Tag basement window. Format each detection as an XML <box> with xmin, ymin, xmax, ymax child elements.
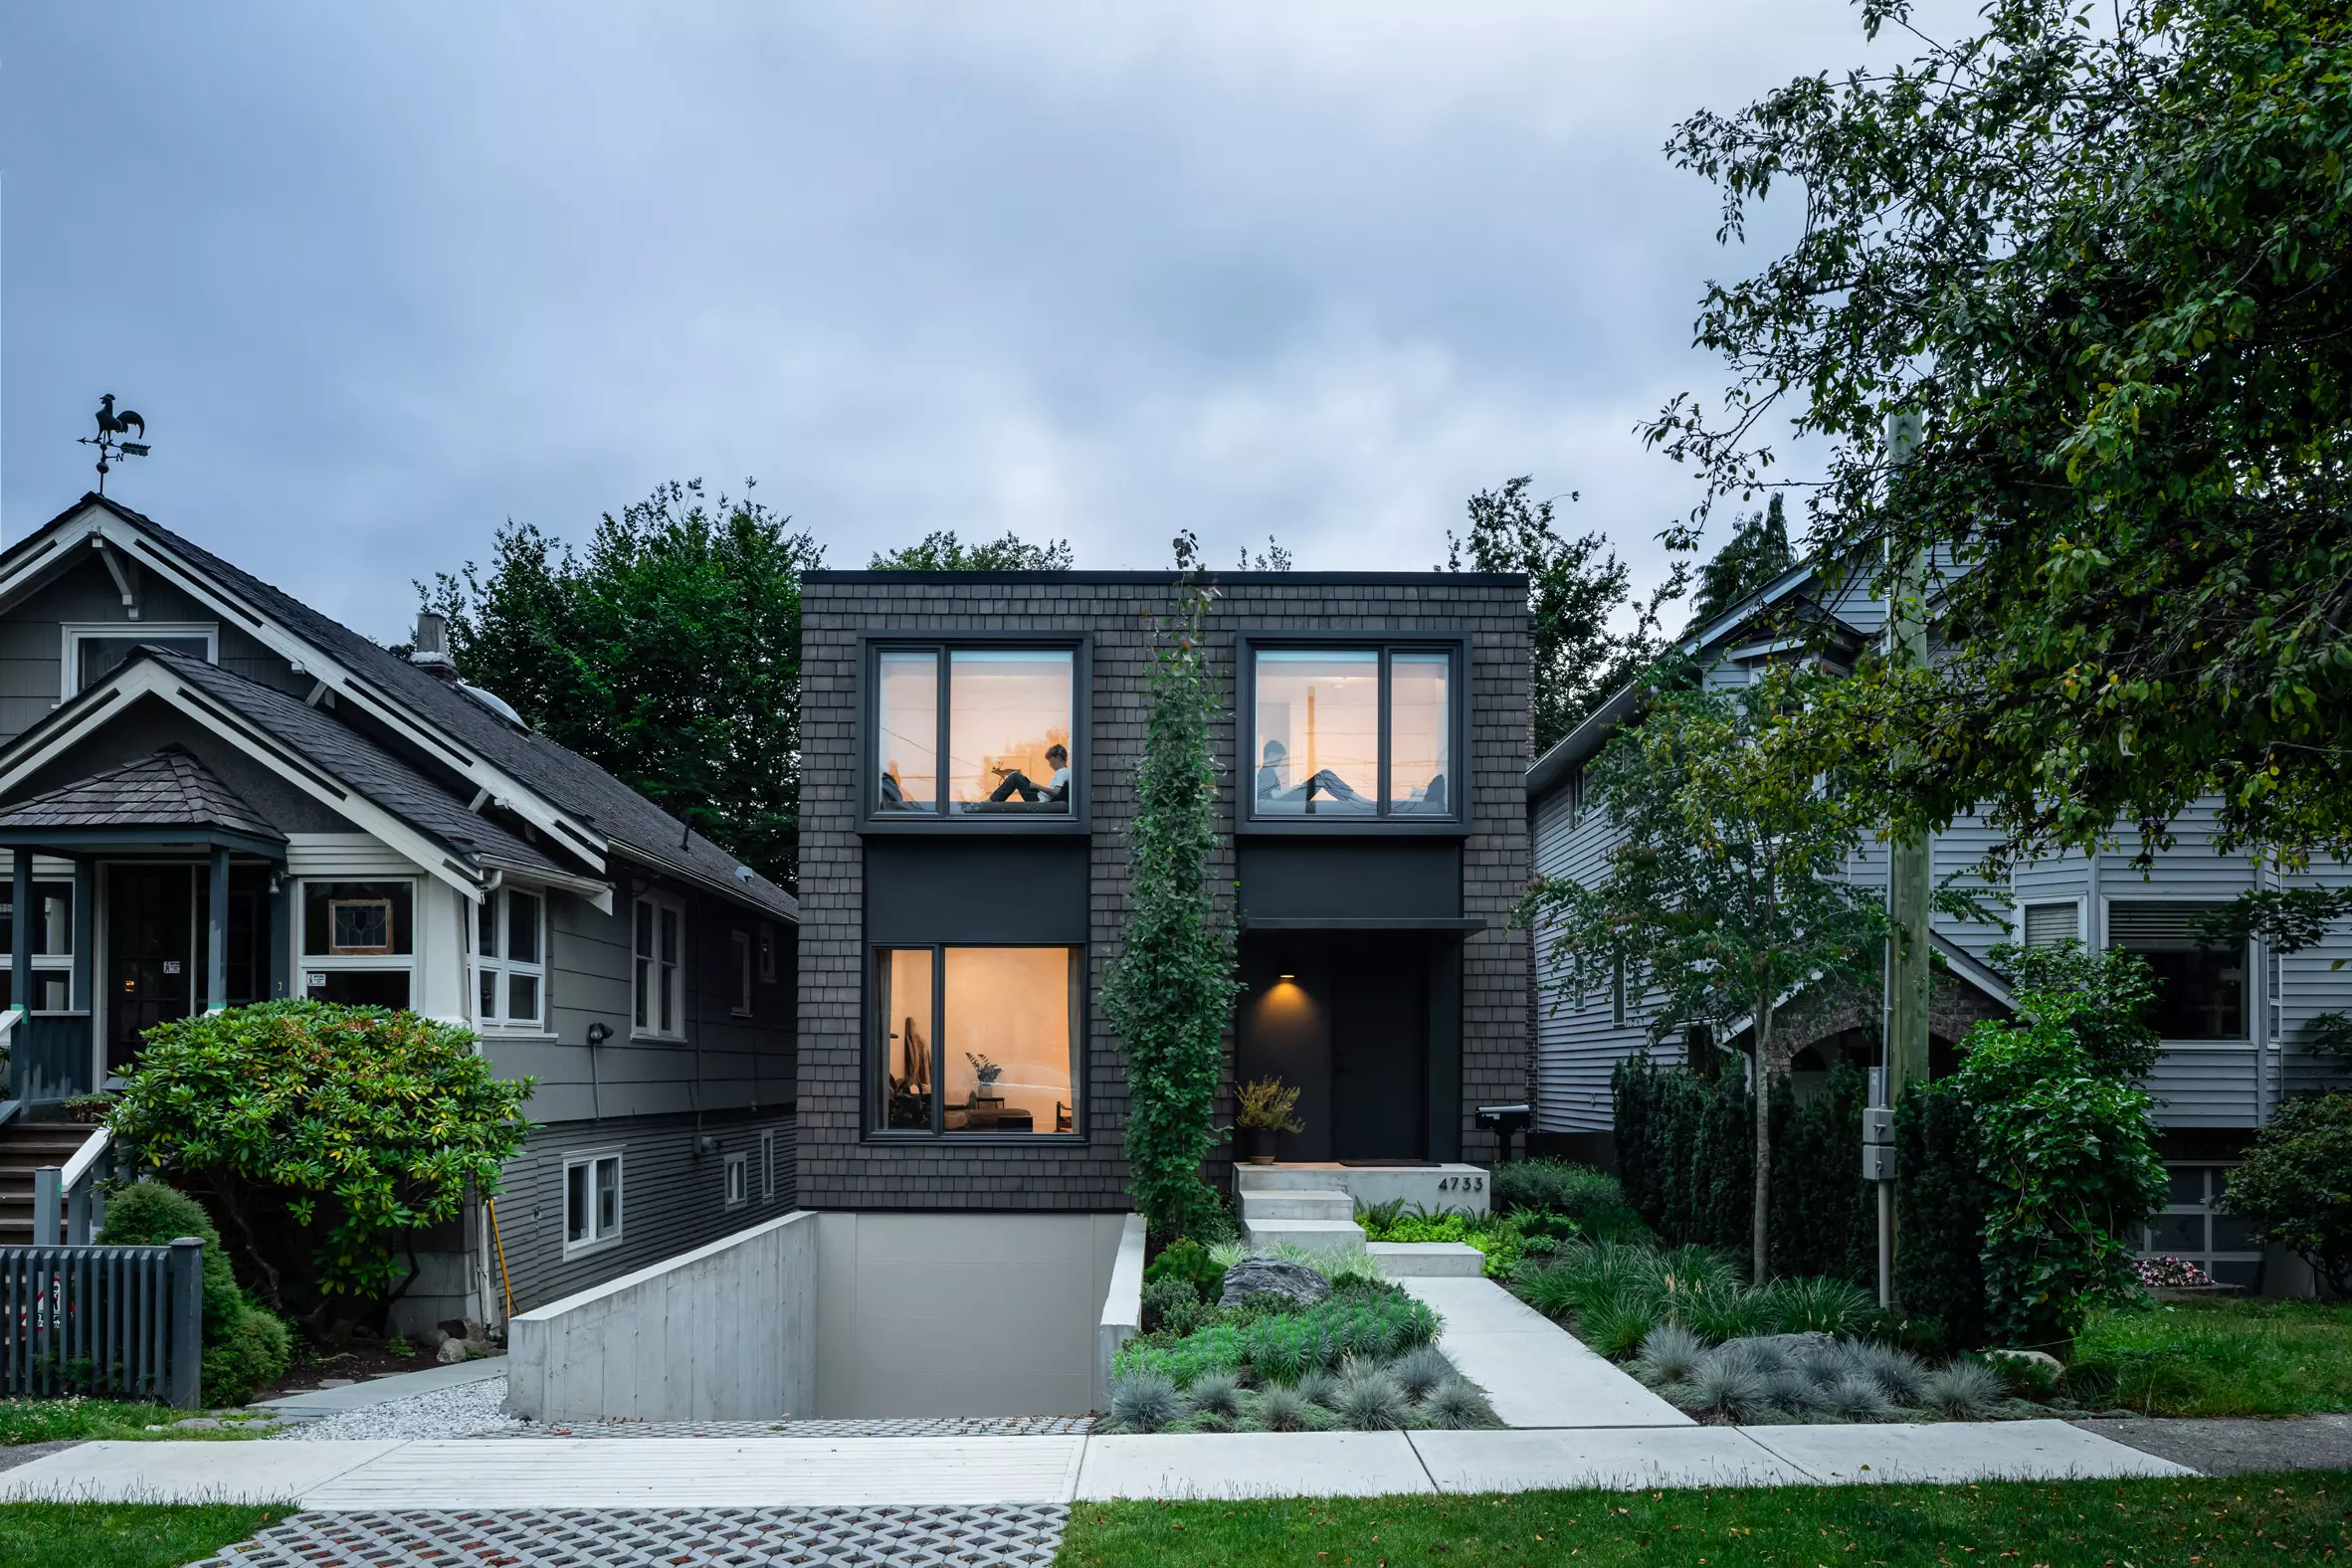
<box><xmin>563</xmin><ymin>1151</ymin><xmax>623</xmax><ymax>1254</ymax></box>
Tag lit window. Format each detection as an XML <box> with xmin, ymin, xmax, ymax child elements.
<box><xmin>1250</xmin><ymin>646</ymin><xmax>1458</xmax><ymax>820</ymax></box>
<box><xmin>871</xmin><ymin>945</ymin><xmax>1080</xmax><ymax>1136</ymax></box>
<box><xmin>730</xmin><ymin>930</ymin><xmax>754</xmax><ymax>1017</ymax></box>
<box><xmin>477</xmin><ymin>887</ymin><xmax>546</xmax><ymax>1028</ymax></box>
<box><xmin>301</xmin><ymin>881</ymin><xmax>415</xmax><ymax>1009</ymax></box>
<box><xmin>2108</xmin><ymin>901</ymin><xmax>2247</xmax><ymax>1041</ymax></box>
<box><xmin>724</xmin><ymin>1151</ymin><xmax>748</xmax><ymax>1209</ymax></box>
<box><xmin>634</xmin><ymin>892</ymin><xmax>684</xmax><ymax>1039</ymax></box>
<box><xmin>564</xmin><ymin>1152</ymin><xmax>622</xmax><ymax>1251</ymax></box>
<box><xmin>873</xmin><ymin>646</ymin><xmax>1076</xmax><ymax>818</ymax></box>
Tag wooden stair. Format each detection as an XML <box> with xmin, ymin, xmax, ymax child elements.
<box><xmin>0</xmin><ymin>1121</ymin><xmax>102</xmax><ymax>1246</ymax></box>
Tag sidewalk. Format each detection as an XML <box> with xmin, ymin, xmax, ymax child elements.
<box><xmin>0</xmin><ymin>1419</ymin><xmax>2193</xmax><ymax>1506</ymax></box>
<box><xmin>1399</xmin><ymin>1276</ymin><xmax>1689</xmax><ymax>1428</ymax></box>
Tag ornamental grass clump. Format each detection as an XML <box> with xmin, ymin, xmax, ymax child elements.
<box><xmin>1388</xmin><ymin>1345</ymin><xmax>1453</xmax><ymax>1400</ymax></box>
<box><xmin>1919</xmin><ymin>1358</ymin><xmax>2007</xmax><ymax>1420</ymax></box>
<box><xmin>1331</xmin><ymin>1364</ymin><xmax>1415</xmax><ymax>1431</ymax></box>
<box><xmin>1183</xmin><ymin>1372</ymin><xmax>1245</xmax><ymax>1421</ymax></box>
<box><xmin>1424</xmin><ymin>1378</ymin><xmax>1501</xmax><ymax>1429</ymax></box>
<box><xmin>1107</xmin><ymin>1372</ymin><xmax>1182</xmax><ymax>1433</ymax></box>
<box><xmin>1633</xmin><ymin>1323</ymin><xmax>1706</xmax><ymax>1387</ymax></box>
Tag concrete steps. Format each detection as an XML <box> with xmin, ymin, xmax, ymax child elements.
<box><xmin>1238</xmin><ymin>1188</ymin><xmax>1365</xmax><ymax>1254</ymax></box>
<box><xmin>1367</xmin><ymin>1241</ymin><xmax>1486</xmax><ymax>1277</ymax></box>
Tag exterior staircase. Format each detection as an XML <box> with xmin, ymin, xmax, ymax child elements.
<box><xmin>1237</xmin><ymin>1185</ymin><xmax>1366</xmax><ymax>1255</ymax></box>
<box><xmin>0</xmin><ymin>1120</ymin><xmax>101</xmax><ymax>1246</ymax></box>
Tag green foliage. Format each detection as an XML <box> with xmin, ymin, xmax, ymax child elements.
<box><xmin>95</xmin><ymin>1183</ymin><xmax>291</xmax><ymax>1406</ymax></box>
<box><xmin>421</xmin><ymin>479</ymin><xmax>818</xmax><ymax>886</ymax></box>
<box><xmin>1353</xmin><ymin>1208</ymin><xmax>1529</xmax><ymax>1279</ymax></box>
<box><xmin>0</xmin><ymin>1398</ymin><xmax>277</xmax><ymax>1445</ymax></box>
<box><xmin>105</xmin><ymin>1003</ymin><xmax>533</xmax><ymax>1309</ymax></box>
<box><xmin>1893</xmin><ymin>1080</ymin><xmax>1992</xmax><ymax>1352</ymax></box>
<box><xmin>1766</xmin><ymin>1062</ymin><xmax>1876</xmax><ymax>1284</ymax></box>
<box><xmin>1113</xmin><ymin>1288</ymin><xmax>1439</xmax><ymax>1390</ymax></box>
<box><xmin>0</xmin><ymin>1503</ymin><xmax>290</xmax><ymax>1568</ymax></box>
<box><xmin>867</xmin><ymin>529</ymin><xmax>1074</xmax><ymax>571</ymax></box>
<box><xmin>1441</xmin><ymin>476</ymin><xmax>1678</xmax><ymax>750</ymax></box>
<box><xmin>1523</xmin><ymin>664</ymin><xmax>1885</xmax><ymax>1278</ymax></box>
<box><xmin>1652</xmin><ymin>2</ymin><xmax>2352</xmax><ymax>866</ymax></box>
<box><xmin>1685</xmin><ymin>491</ymin><xmax>1795</xmax><ymax>633</ymax></box>
<box><xmin>1100</xmin><ymin>537</ymin><xmax>1241</xmax><ymax>1241</ymax></box>
<box><xmin>1951</xmin><ymin>1015</ymin><xmax>2168</xmax><ymax>1348</ymax></box>
<box><xmin>2218</xmin><ymin>1092</ymin><xmax>2352</xmax><ymax>1295</ymax></box>
<box><xmin>1992</xmin><ymin>941</ymin><xmax>2162</xmax><ymax>1079</ymax></box>
<box><xmin>1488</xmin><ymin>1159</ymin><xmax>1636</xmax><ymax>1231</ymax></box>
<box><xmin>2071</xmin><ymin>1296</ymin><xmax>2352</xmax><ymax>1417</ymax></box>
<box><xmin>1143</xmin><ymin>1239</ymin><xmax>1228</xmax><ymax>1304</ymax></box>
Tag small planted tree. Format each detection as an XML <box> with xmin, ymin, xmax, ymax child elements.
<box><xmin>2220</xmin><ymin>1092</ymin><xmax>2352</xmax><ymax>1297</ymax></box>
<box><xmin>1523</xmin><ymin>662</ymin><xmax>1883</xmax><ymax>1280</ymax></box>
<box><xmin>1100</xmin><ymin>533</ymin><xmax>1242</xmax><ymax>1241</ymax></box>
<box><xmin>106</xmin><ymin>1001</ymin><xmax>533</xmax><ymax>1316</ymax></box>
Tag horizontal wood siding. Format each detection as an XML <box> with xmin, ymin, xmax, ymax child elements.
<box><xmin>1528</xmin><ymin>774</ymin><xmax>1660</xmax><ymax>1132</ymax></box>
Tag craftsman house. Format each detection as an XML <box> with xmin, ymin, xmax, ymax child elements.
<box><xmin>0</xmin><ymin>492</ymin><xmax>798</xmax><ymax>1335</ymax></box>
<box><xmin>1525</xmin><ymin>557</ymin><xmax>2352</xmax><ymax>1296</ymax></box>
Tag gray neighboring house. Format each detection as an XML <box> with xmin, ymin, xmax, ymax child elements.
<box><xmin>0</xmin><ymin>492</ymin><xmax>799</xmax><ymax>1335</ymax></box>
<box><xmin>792</xmin><ymin>569</ymin><xmax>1530</xmax><ymax>1414</ymax></box>
<box><xmin>1526</xmin><ymin>557</ymin><xmax>2352</xmax><ymax>1296</ymax></box>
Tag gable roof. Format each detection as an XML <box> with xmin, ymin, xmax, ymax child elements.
<box><xmin>0</xmin><ymin>494</ymin><xmax>795</xmax><ymax>920</ymax></box>
<box><xmin>0</xmin><ymin>744</ymin><xmax>283</xmax><ymax>842</ymax></box>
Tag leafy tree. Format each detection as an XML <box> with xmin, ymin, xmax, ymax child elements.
<box><xmin>1992</xmin><ymin>940</ymin><xmax>2162</xmax><ymax>1080</ymax></box>
<box><xmin>1648</xmin><ymin>1</ymin><xmax>2352</xmax><ymax>869</ymax></box>
<box><xmin>2219</xmin><ymin>1091</ymin><xmax>2352</xmax><ymax>1295</ymax></box>
<box><xmin>421</xmin><ymin>479</ymin><xmax>820</xmax><ymax>887</ymax></box>
<box><xmin>1237</xmin><ymin>536</ymin><xmax>1292</xmax><ymax>571</ymax></box>
<box><xmin>1685</xmin><ymin>491</ymin><xmax>1796</xmax><ymax>634</ymax></box>
<box><xmin>869</xmin><ymin>529</ymin><xmax>1074</xmax><ymax>570</ymax></box>
<box><xmin>1444</xmin><ymin>476</ymin><xmax>1681</xmax><ymax>752</ymax></box>
<box><xmin>98</xmin><ymin>1181</ymin><xmax>292</xmax><ymax>1405</ymax></box>
<box><xmin>105</xmin><ymin>1003</ymin><xmax>533</xmax><ymax>1314</ymax></box>
<box><xmin>1100</xmin><ymin>532</ymin><xmax>1241</xmax><ymax>1242</ymax></box>
<box><xmin>1522</xmin><ymin>663</ymin><xmax>1884</xmax><ymax>1279</ymax></box>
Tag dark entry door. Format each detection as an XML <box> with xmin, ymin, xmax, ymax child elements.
<box><xmin>107</xmin><ymin>865</ymin><xmax>193</xmax><ymax>1075</ymax></box>
<box><xmin>1328</xmin><ymin>933</ymin><xmax>1430</xmax><ymax>1161</ymax></box>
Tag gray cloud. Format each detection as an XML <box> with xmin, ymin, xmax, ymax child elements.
<box><xmin>3</xmin><ymin>2</ymin><xmax>1960</xmax><ymax>640</ymax></box>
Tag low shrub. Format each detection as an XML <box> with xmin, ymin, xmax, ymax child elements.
<box><xmin>1490</xmin><ymin>1160</ymin><xmax>1635</xmax><ymax>1226</ymax></box>
<box><xmin>1355</xmin><ymin>1208</ymin><xmax>1531</xmax><ymax>1278</ymax></box>
<box><xmin>95</xmin><ymin>1182</ymin><xmax>291</xmax><ymax>1406</ymax></box>
<box><xmin>1144</xmin><ymin>1238</ymin><xmax>1227</xmax><ymax>1302</ymax></box>
<box><xmin>2219</xmin><ymin>1091</ymin><xmax>2352</xmax><ymax>1295</ymax></box>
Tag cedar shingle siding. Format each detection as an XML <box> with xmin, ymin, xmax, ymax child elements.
<box><xmin>797</xmin><ymin>573</ymin><xmax>1531</xmax><ymax>1211</ymax></box>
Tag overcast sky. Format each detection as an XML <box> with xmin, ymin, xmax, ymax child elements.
<box><xmin>1</xmin><ymin>3</ymin><xmax>1946</xmax><ymax>641</ymax></box>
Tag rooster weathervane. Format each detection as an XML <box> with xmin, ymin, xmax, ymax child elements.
<box><xmin>80</xmin><ymin>394</ymin><xmax>149</xmax><ymax>495</ymax></box>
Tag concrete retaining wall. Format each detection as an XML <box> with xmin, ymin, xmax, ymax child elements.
<box><xmin>504</xmin><ymin>1210</ymin><xmax>817</xmax><ymax>1423</ymax></box>
<box><xmin>1096</xmin><ymin>1215</ymin><xmax>1146</xmax><ymax>1410</ymax></box>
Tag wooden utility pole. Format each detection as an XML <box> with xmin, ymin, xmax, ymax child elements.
<box><xmin>1881</xmin><ymin>412</ymin><xmax>1932</xmax><ymax>1101</ymax></box>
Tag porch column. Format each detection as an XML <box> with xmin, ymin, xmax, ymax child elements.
<box><xmin>71</xmin><ymin>858</ymin><xmax>95</xmax><ymax>1013</ymax></box>
<box><xmin>269</xmin><ymin>874</ymin><xmax>292</xmax><ymax>1000</ymax></box>
<box><xmin>207</xmin><ymin>845</ymin><xmax>230</xmax><ymax>1012</ymax></box>
<box><xmin>10</xmin><ymin>851</ymin><xmax>29</xmax><ymax>1017</ymax></box>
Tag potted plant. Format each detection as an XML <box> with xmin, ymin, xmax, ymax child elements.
<box><xmin>965</xmin><ymin>1052</ymin><xmax>1005</xmax><ymax>1103</ymax></box>
<box><xmin>1235</xmin><ymin>1076</ymin><xmax>1304</xmax><ymax>1165</ymax></box>
<box><xmin>61</xmin><ymin>1091</ymin><xmax>117</xmax><ymax>1126</ymax></box>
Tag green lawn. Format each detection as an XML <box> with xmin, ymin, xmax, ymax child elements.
<box><xmin>0</xmin><ymin>1503</ymin><xmax>283</xmax><ymax>1568</ymax></box>
<box><xmin>2073</xmin><ymin>1296</ymin><xmax>2352</xmax><ymax>1416</ymax></box>
<box><xmin>0</xmin><ymin>1398</ymin><xmax>275</xmax><ymax>1445</ymax></box>
<box><xmin>1062</xmin><ymin>1474</ymin><xmax>2346</xmax><ymax>1568</ymax></box>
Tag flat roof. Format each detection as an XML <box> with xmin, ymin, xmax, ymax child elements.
<box><xmin>803</xmin><ymin>569</ymin><xmax>1525</xmax><ymax>587</ymax></box>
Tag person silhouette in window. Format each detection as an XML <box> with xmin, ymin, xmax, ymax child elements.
<box><xmin>880</xmin><ymin>761</ymin><xmax>911</xmax><ymax>810</ymax></box>
<box><xmin>1255</xmin><ymin>738</ymin><xmax>1368</xmax><ymax>810</ymax></box>
<box><xmin>987</xmin><ymin>743</ymin><xmax>1071</xmax><ymax>806</ymax></box>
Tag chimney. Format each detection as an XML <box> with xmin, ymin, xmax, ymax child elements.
<box><xmin>411</xmin><ymin>612</ymin><xmax>458</xmax><ymax>680</ymax></box>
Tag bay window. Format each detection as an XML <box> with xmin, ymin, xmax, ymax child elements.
<box><xmin>2108</xmin><ymin>900</ymin><xmax>2247</xmax><ymax>1041</ymax></box>
<box><xmin>1247</xmin><ymin>642</ymin><xmax>1460</xmax><ymax>822</ymax></box>
<box><xmin>871</xmin><ymin>944</ymin><xmax>1080</xmax><ymax>1136</ymax></box>
<box><xmin>872</xmin><ymin>644</ymin><xmax>1078</xmax><ymax>820</ymax></box>
<box><xmin>476</xmin><ymin>886</ymin><xmax>546</xmax><ymax>1029</ymax></box>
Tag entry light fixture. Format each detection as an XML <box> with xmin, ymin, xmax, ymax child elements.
<box><xmin>1276</xmin><ymin>973</ymin><xmax>1296</xmax><ymax>982</ymax></box>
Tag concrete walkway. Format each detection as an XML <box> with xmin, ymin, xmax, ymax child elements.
<box><xmin>252</xmin><ymin>1356</ymin><xmax>507</xmax><ymax>1417</ymax></box>
<box><xmin>1400</xmin><ymin>1275</ymin><xmax>1690</xmax><ymax>1428</ymax></box>
<box><xmin>0</xmin><ymin>1420</ymin><xmax>2194</xmax><ymax>1506</ymax></box>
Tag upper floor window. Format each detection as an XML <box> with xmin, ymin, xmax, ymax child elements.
<box><xmin>1248</xmin><ymin>644</ymin><xmax>1459</xmax><ymax>822</ymax></box>
<box><xmin>476</xmin><ymin>886</ymin><xmax>545</xmax><ymax>1029</ymax></box>
<box><xmin>2108</xmin><ymin>900</ymin><xmax>2246</xmax><ymax>1041</ymax></box>
<box><xmin>874</xmin><ymin>646</ymin><xmax>1077</xmax><ymax>820</ymax></box>
<box><xmin>634</xmin><ymin>891</ymin><xmax>685</xmax><ymax>1039</ymax></box>
<box><xmin>63</xmin><ymin>624</ymin><xmax>218</xmax><ymax>698</ymax></box>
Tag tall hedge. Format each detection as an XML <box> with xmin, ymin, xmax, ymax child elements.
<box><xmin>1611</xmin><ymin>1056</ymin><xmax>1872</xmax><ymax>1282</ymax></box>
<box><xmin>1892</xmin><ymin>1080</ymin><xmax>1990</xmax><ymax>1351</ymax></box>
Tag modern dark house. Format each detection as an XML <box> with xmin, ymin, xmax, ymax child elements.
<box><xmin>0</xmin><ymin>493</ymin><xmax>800</xmax><ymax>1334</ymax></box>
<box><xmin>792</xmin><ymin>568</ymin><xmax>1529</xmax><ymax>1413</ymax></box>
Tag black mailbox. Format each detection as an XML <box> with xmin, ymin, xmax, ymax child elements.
<box><xmin>1475</xmin><ymin>1102</ymin><xmax>1532</xmax><ymax>1163</ymax></box>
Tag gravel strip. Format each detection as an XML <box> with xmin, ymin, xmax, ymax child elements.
<box><xmin>272</xmin><ymin>1372</ymin><xmax>523</xmax><ymax>1441</ymax></box>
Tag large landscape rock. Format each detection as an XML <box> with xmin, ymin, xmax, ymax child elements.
<box><xmin>1218</xmin><ymin>1257</ymin><xmax>1330</xmax><ymax>1310</ymax></box>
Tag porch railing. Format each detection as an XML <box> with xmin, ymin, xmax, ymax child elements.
<box><xmin>0</xmin><ymin>1237</ymin><xmax>205</xmax><ymax>1407</ymax></box>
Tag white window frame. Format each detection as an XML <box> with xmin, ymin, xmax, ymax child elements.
<box><xmin>2016</xmin><ymin>897</ymin><xmax>2086</xmax><ymax>950</ymax></box>
<box><xmin>2138</xmin><ymin>1162</ymin><xmax>2264</xmax><ymax>1287</ymax></box>
<box><xmin>730</xmin><ymin>930</ymin><xmax>754</xmax><ymax>1017</ymax></box>
<box><xmin>297</xmin><ymin>878</ymin><xmax>418</xmax><ymax>1007</ymax></box>
<box><xmin>760</xmin><ymin>1129</ymin><xmax>777</xmax><ymax>1199</ymax></box>
<box><xmin>6</xmin><ymin>875</ymin><xmax>76</xmax><ymax>1015</ymax></box>
<box><xmin>60</xmin><ymin>622</ymin><xmax>219</xmax><ymax>701</ymax></box>
<box><xmin>633</xmin><ymin>891</ymin><xmax>686</xmax><ymax>1041</ymax></box>
<box><xmin>723</xmin><ymin>1150</ymin><xmax>748</xmax><ymax>1209</ymax></box>
<box><xmin>561</xmin><ymin>1149</ymin><xmax>624</xmax><ymax>1256</ymax></box>
<box><xmin>2099</xmin><ymin>893</ymin><xmax>2254</xmax><ymax>1046</ymax></box>
<box><xmin>476</xmin><ymin>886</ymin><xmax>549</xmax><ymax>1032</ymax></box>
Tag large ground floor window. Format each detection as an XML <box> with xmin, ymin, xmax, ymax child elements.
<box><xmin>2140</xmin><ymin>1163</ymin><xmax>2264</xmax><ymax>1289</ymax></box>
<box><xmin>871</xmin><ymin>944</ymin><xmax>1080</xmax><ymax>1137</ymax></box>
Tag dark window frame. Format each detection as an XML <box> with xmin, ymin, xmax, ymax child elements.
<box><xmin>863</xmin><ymin>939</ymin><xmax>1087</xmax><ymax>1144</ymax></box>
<box><xmin>1238</xmin><ymin>633</ymin><xmax>1471</xmax><ymax>838</ymax></box>
<box><xmin>856</xmin><ymin>631</ymin><xmax>1093</xmax><ymax>836</ymax></box>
